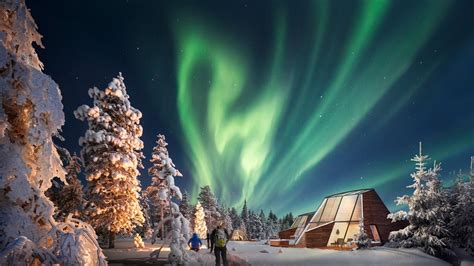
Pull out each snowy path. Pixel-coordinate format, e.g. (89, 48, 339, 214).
(226, 241, 451, 266)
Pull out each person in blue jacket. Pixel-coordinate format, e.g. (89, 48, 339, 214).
(188, 233, 202, 252)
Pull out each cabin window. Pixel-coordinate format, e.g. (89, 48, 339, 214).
(335, 195, 358, 221)
(320, 196, 342, 222)
(327, 222, 349, 246)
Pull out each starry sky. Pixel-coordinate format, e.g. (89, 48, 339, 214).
(28, 0, 474, 216)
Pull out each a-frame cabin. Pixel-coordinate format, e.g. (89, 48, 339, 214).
(288, 188, 407, 248)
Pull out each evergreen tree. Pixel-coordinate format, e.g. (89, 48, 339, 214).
(259, 210, 267, 239)
(136, 192, 152, 239)
(194, 201, 208, 239)
(0, 1, 105, 263)
(387, 143, 453, 257)
(75, 73, 145, 248)
(197, 185, 220, 230)
(148, 134, 191, 264)
(56, 153, 86, 219)
(355, 219, 371, 249)
(146, 135, 174, 239)
(229, 207, 241, 230)
(448, 159, 474, 255)
(179, 191, 192, 221)
(266, 211, 280, 238)
(222, 207, 234, 233)
(241, 199, 250, 235)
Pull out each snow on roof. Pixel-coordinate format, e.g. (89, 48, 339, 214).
(325, 188, 374, 198)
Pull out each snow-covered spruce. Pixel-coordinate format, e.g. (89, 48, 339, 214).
(354, 219, 371, 249)
(148, 134, 192, 265)
(387, 142, 453, 257)
(0, 1, 105, 264)
(56, 153, 86, 219)
(194, 201, 208, 239)
(197, 185, 221, 230)
(179, 191, 193, 221)
(75, 73, 145, 248)
(448, 162, 474, 255)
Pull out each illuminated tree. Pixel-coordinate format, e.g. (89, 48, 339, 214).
(148, 134, 191, 265)
(0, 1, 105, 264)
(75, 73, 145, 248)
(57, 153, 86, 219)
(194, 202, 208, 239)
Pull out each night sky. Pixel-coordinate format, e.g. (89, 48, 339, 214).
(28, 0, 474, 216)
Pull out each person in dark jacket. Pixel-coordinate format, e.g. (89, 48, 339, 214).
(210, 223, 230, 266)
(207, 232, 211, 250)
(188, 233, 202, 252)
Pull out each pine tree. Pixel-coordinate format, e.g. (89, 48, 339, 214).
(241, 199, 250, 235)
(194, 201, 208, 239)
(179, 191, 192, 221)
(259, 210, 268, 239)
(448, 159, 474, 255)
(0, 1, 105, 263)
(146, 135, 175, 239)
(387, 142, 452, 257)
(222, 207, 234, 233)
(148, 134, 191, 264)
(229, 207, 241, 230)
(266, 211, 280, 238)
(197, 185, 221, 230)
(56, 153, 86, 219)
(136, 192, 153, 239)
(355, 219, 371, 249)
(75, 73, 145, 248)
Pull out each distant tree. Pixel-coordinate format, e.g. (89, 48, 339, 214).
(75, 73, 145, 248)
(229, 207, 241, 230)
(448, 159, 474, 255)
(223, 207, 234, 233)
(56, 153, 86, 219)
(241, 199, 250, 235)
(179, 191, 192, 221)
(194, 201, 208, 239)
(259, 210, 267, 239)
(387, 142, 452, 257)
(136, 192, 153, 239)
(266, 211, 280, 238)
(197, 186, 220, 230)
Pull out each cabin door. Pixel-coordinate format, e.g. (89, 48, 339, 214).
(369, 225, 381, 242)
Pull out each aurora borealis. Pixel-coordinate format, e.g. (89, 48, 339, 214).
(29, 0, 474, 216)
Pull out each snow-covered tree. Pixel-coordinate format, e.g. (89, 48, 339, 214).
(259, 210, 268, 239)
(448, 159, 474, 255)
(136, 192, 153, 239)
(75, 73, 145, 248)
(248, 211, 263, 240)
(266, 211, 280, 238)
(229, 207, 241, 230)
(194, 201, 208, 239)
(146, 135, 175, 239)
(241, 199, 250, 235)
(221, 206, 234, 233)
(56, 153, 86, 219)
(355, 220, 371, 249)
(387, 142, 452, 257)
(148, 134, 191, 265)
(0, 1, 105, 264)
(280, 212, 294, 230)
(197, 185, 220, 230)
(179, 191, 192, 221)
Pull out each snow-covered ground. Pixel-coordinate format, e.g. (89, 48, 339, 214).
(104, 239, 459, 265)
(226, 241, 452, 266)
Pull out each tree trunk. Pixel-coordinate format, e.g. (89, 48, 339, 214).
(109, 231, 115, 249)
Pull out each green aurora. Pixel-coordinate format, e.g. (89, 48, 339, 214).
(172, 0, 473, 214)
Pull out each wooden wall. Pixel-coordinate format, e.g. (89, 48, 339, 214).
(278, 227, 297, 239)
(301, 222, 334, 248)
(362, 190, 409, 243)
